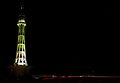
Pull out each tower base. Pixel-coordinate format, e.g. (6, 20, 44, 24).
(8, 64, 31, 80)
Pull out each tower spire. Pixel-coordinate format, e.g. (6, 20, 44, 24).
(19, 0, 25, 17)
(21, 3, 24, 10)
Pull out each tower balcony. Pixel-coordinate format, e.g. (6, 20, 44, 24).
(17, 19, 26, 26)
(18, 19, 25, 22)
(17, 23, 26, 26)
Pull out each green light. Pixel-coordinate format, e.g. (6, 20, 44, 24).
(15, 18, 28, 66)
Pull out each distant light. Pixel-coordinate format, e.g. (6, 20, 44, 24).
(52, 75, 56, 78)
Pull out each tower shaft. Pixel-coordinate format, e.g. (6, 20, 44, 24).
(14, 17, 28, 66)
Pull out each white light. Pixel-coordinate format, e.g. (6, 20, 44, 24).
(18, 19, 25, 22)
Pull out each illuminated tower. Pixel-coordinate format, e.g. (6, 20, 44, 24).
(14, 5, 28, 66)
(8, 2, 30, 80)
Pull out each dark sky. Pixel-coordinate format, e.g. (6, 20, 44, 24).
(104, 1, 112, 16)
(0, 0, 119, 75)
(104, 8, 112, 16)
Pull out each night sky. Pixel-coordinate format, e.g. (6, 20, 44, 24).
(104, 8, 112, 16)
(0, 0, 119, 76)
(104, 2, 112, 16)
